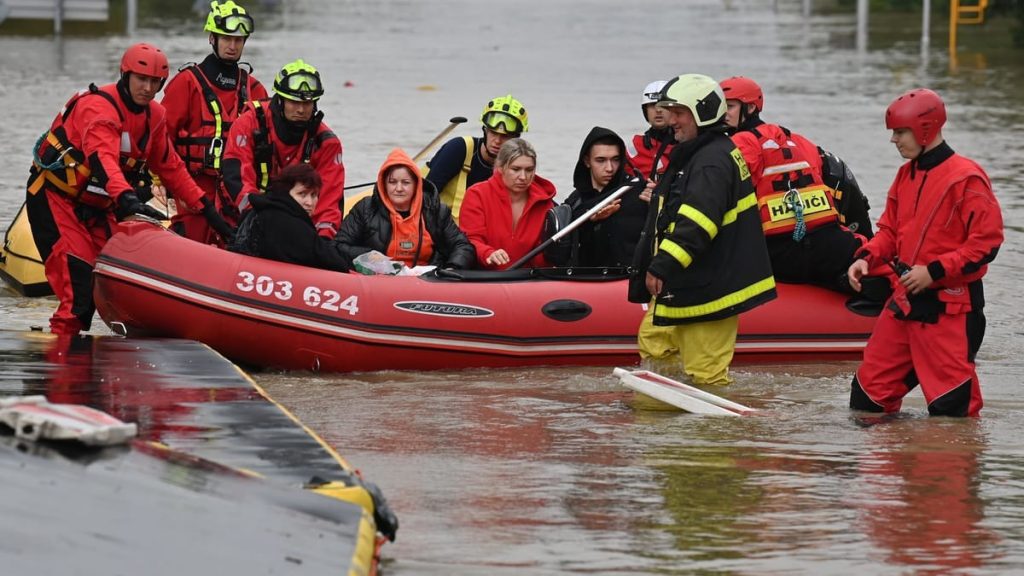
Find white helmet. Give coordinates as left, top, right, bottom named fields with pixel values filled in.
left=642, top=80, right=668, bottom=105
left=641, top=80, right=667, bottom=119
left=656, top=74, right=726, bottom=127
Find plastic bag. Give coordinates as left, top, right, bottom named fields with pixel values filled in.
left=397, top=265, right=437, bottom=277
left=353, top=250, right=402, bottom=275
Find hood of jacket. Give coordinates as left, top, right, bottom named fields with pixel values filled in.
left=572, top=126, right=629, bottom=195
left=373, top=148, right=425, bottom=218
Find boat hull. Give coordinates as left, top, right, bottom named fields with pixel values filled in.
left=94, top=221, right=876, bottom=372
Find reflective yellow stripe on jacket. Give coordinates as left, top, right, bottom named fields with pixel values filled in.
left=657, top=191, right=759, bottom=269
left=656, top=276, right=777, bottom=320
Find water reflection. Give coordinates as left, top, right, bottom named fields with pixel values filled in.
left=853, top=416, right=997, bottom=573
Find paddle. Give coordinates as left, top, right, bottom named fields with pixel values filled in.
left=342, top=116, right=468, bottom=190
left=507, top=178, right=643, bottom=270
left=627, top=138, right=673, bottom=303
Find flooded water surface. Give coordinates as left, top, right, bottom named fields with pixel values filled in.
left=2, top=0, right=1024, bottom=573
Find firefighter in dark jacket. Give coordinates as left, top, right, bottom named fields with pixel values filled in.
left=639, top=74, right=777, bottom=385
left=336, top=148, right=476, bottom=271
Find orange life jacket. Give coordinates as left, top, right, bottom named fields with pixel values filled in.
left=28, top=83, right=151, bottom=209
left=748, top=124, right=840, bottom=238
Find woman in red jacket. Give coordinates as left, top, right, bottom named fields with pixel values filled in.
left=458, top=138, right=556, bottom=269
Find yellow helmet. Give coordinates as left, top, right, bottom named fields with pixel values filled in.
left=481, top=94, right=529, bottom=135
left=657, top=74, right=727, bottom=127
left=273, top=59, right=324, bottom=102
left=205, top=1, right=254, bottom=37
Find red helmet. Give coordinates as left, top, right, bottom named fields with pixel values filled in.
left=120, top=43, right=169, bottom=80
left=720, top=76, right=764, bottom=112
left=885, top=88, right=946, bottom=146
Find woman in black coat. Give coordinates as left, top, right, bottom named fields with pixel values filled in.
left=335, top=148, right=475, bottom=270
left=228, top=163, right=349, bottom=271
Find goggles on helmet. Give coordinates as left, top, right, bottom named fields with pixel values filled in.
left=214, top=12, right=254, bottom=35
left=482, top=112, right=523, bottom=136
left=279, top=71, right=322, bottom=101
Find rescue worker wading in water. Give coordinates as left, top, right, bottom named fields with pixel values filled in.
left=424, top=94, right=529, bottom=224
left=222, top=59, right=346, bottom=238
left=24, top=43, right=232, bottom=335
left=162, top=0, right=267, bottom=244
left=638, top=74, right=777, bottom=385
left=847, top=88, right=1003, bottom=417
left=720, top=76, right=880, bottom=297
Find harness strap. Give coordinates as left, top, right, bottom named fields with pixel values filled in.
left=301, top=111, right=325, bottom=164
left=252, top=100, right=273, bottom=191
left=184, top=66, right=226, bottom=171
left=238, top=68, right=250, bottom=115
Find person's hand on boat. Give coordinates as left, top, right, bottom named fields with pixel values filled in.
left=645, top=271, right=663, bottom=296
left=591, top=199, right=621, bottom=221
left=486, top=249, right=510, bottom=267
left=847, top=258, right=869, bottom=292
left=639, top=179, right=656, bottom=203
left=899, top=264, right=933, bottom=295
left=200, top=197, right=236, bottom=243
left=115, top=191, right=166, bottom=221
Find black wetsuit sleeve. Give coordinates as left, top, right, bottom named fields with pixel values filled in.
left=424, top=137, right=468, bottom=193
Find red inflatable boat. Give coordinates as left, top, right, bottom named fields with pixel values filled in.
left=93, top=221, right=877, bottom=372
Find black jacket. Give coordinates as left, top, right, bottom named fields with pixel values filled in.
left=229, top=192, right=349, bottom=271
left=335, top=181, right=476, bottom=270
left=563, top=127, right=645, bottom=267
left=647, top=127, right=776, bottom=324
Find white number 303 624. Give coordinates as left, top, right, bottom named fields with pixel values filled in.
left=235, top=271, right=359, bottom=315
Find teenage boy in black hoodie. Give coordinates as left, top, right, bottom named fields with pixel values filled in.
left=562, top=127, right=646, bottom=267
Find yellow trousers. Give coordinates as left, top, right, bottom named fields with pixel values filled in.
left=637, top=303, right=739, bottom=386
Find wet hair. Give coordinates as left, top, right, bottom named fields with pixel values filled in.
left=267, top=163, right=322, bottom=197
left=495, top=138, right=537, bottom=169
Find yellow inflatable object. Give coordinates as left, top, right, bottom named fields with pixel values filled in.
left=1, top=198, right=173, bottom=298
left=0, top=203, right=51, bottom=297
left=343, top=187, right=372, bottom=217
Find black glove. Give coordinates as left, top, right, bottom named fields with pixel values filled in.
left=115, top=191, right=166, bottom=221
left=200, top=198, right=236, bottom=242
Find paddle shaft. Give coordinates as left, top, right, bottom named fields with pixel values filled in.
left=626, top=139, right=673, bottom=302
left=343, top=116, right=468, bottom=190
left=507, top=179, right=641, bottom=270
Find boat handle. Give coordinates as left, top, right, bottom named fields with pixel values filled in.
left=541, top=299, right=592, bottom=322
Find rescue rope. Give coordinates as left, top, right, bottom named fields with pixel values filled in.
left=32, top=132, right=66, bottom=171
left=784, top=187, right=807, bottom=241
